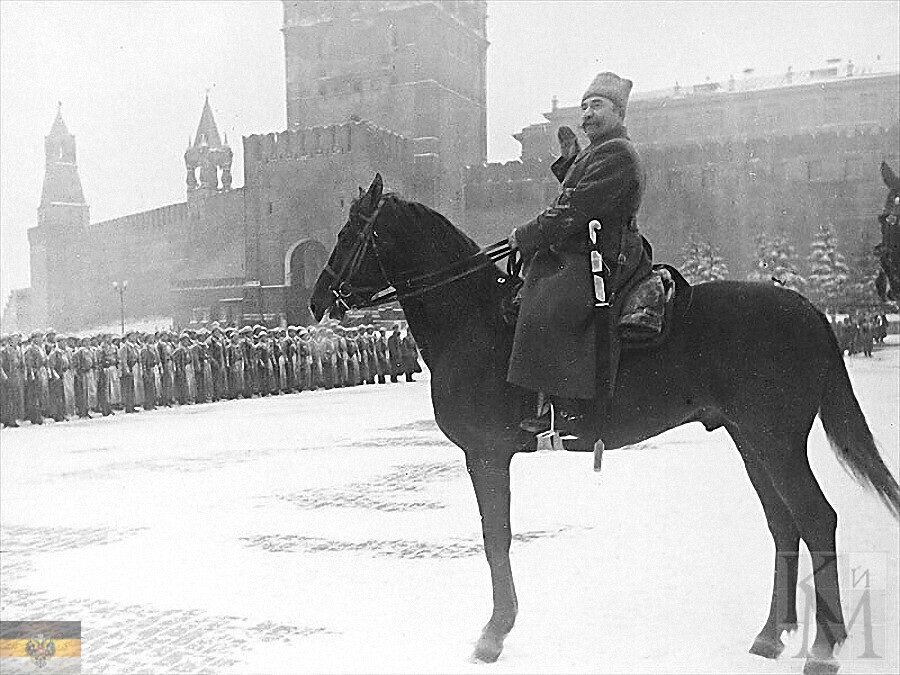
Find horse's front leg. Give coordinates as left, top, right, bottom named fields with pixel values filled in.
left=466, top=451, right=517, bottom=663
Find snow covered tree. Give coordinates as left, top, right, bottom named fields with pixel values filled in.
left=844, top=233, right=881, bottom=309
left=807, top=224, right=849, bottom=313
left=747, top=233, right=776, bottom=283
left=748, top=232, right=806, bottom=294
left=679, top=237, right=729, bottom=284
left=772, top=238, right=807, bottom=294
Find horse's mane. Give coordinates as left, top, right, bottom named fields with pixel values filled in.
left=381, top=193, right=482, bottom=261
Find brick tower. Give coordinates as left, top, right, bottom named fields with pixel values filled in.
left=184, top=94, right=233, bottom=200
left=28, top=103, right=90, bottom=329
left=281, top=0, right=488, bottom=218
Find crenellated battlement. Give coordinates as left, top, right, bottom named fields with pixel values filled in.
left=244, top=120, right=409, bottom=165
left=465, top=125, right=899, bottom=187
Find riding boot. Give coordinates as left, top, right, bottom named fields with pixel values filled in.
left=519, top=396, right=588, bottom=436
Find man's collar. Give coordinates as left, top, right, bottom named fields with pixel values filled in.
left=588, top=124, right=628, bottom=147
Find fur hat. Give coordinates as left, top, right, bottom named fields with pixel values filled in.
left=582, top=71, right=633, bottom=113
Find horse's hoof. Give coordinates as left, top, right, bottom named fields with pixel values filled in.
left=803, top=655, right=840, bottom=675
left=749, top=634, right=785, bottom=660
left=470, top=634, right=503, bottom=663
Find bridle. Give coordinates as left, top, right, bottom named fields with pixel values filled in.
left=320, top=196, right=517, bottom=313
left=874, top=192, right=900, bottom=301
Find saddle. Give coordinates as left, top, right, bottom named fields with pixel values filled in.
left=618, top=264, right=686, bottom=349
left=500, top=263, right=687, bottom=346
left=501, top=263, right=690, bottom=455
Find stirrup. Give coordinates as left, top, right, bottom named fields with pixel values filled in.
left=535, top=402, right=568, bottom=452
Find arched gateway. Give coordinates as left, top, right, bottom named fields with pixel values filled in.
left=284, top=239, right=328, bottom=326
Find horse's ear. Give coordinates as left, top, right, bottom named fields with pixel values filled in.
left=366, top=173, right=384, bottom=205
left=881, top=162, right=900, bottom=189
left=358, top=186, right=365, bottom=198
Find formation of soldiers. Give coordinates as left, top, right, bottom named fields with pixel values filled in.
left=0, top=321, right=422, bottom=428
left=832, top=312, right=890, bottom=358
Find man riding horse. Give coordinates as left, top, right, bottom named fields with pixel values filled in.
left=508, top=72, right=658, bottom=436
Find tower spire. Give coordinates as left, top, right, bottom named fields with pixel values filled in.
left=41, top=103, right=85, bottom=206
left=185, top=93, right=231, bottom=192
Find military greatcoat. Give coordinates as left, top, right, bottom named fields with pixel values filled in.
left=507, top=126, right=650, bottom=400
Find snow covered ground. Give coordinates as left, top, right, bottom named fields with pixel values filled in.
left=1, top=345, right=897, bottom=674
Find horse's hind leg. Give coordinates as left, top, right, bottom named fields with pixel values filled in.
left=746, top=429, right=847, bottom=675
left=729, top=427, right=801, bottom=660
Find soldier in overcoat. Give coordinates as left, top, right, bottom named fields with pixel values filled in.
left=73, top=336, right=94, bottom=419
left=387, top=325, right=403, bottom=383
left=118, top=332, right=141, bottom=413
left=400, top=331, right=422, bottom=382
left=46, top=335, right=70, bottom=422
left=94, top=335, right=113, bottom=416
left=157, top=332, right=175, bottom=407
left=1, top=334, right=25, bottom=426
left=373, top=327, right=389, bottom=384
left=207, top=325, right=227, bottom=401
left=140, top=333, right=159, bottom=410
left=296, top=327, right=312, bottom=392
left=23, top=331, right=48, bottom=425
left=0, top=335, right=13, bottom=427
left=226, top=329, right=245, bottom=398
left=64, top=336, right=78, bottom=416
left=283, top=327, right=297, bottom=393
left=507, top=72, right=652, bottom=434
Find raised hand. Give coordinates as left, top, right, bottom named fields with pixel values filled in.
left=557, top=125, right=580, bottom=160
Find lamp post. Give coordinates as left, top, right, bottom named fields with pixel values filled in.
left=112, top=280, right=128, bottom=335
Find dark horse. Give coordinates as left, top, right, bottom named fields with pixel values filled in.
left=310, top=174, right=900, bottom=675
left=876, top=161, right=900, bottom=302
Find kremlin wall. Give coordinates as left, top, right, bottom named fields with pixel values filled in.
left=2, top=1, right=898, bottom=334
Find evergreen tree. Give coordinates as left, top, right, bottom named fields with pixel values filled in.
left=679, top=237, right=729, bottom=284
left=807, top=224, right=850, bottom=312
left=747, top=233, right=775, bottom=283
left=748, top=232, right=806, bottom=293
left=844, top=233, right=881, bottom=309
left=770, top=233, right=806, bottom=293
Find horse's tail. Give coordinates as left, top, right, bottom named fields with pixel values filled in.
left=818, top=317, right=900, bottom=519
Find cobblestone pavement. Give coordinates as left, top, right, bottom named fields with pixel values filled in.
left=0, top=375, right=577, bottom=672
left=2, top=356, right=898, bottom=674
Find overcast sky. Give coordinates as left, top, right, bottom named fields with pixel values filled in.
left=2, top=0, right=898, bottom=305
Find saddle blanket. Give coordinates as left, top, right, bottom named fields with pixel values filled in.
left=618, top=267, right=675, bottom=342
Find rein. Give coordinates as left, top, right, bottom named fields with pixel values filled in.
left=323, top=197, right=517, bottom=312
